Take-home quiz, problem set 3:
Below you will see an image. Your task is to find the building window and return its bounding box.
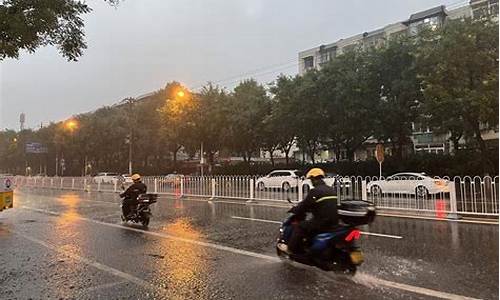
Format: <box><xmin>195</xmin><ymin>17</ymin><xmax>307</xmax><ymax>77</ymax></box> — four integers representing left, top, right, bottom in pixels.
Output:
<box><xmin>318</xmin><ymin>47</ymin><xmax>337</xmax><ymax>66</ymax></box>
<box><xmin>472</xmin><ymin>0</ymin><xmax>499</xmax><ymax>18</ymax></box>
<box><xmin>303</xmin><ymin>56</ymin><xmax>314</xmax><ymax>70</ymax></box>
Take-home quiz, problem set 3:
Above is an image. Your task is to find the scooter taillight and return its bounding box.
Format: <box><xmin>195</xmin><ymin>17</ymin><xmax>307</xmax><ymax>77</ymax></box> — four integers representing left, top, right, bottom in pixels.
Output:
<box><xmin>345</xmin><ymin>229</ymin><xmax>361</xmax><ymax>242</ymax></box>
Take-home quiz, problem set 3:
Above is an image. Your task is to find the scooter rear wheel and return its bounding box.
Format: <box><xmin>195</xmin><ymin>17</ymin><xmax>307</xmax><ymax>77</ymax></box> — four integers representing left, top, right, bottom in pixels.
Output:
<box><xmin>141</xmin><ymin>216</ymin><xmax>150</xmax><ymax>228</ymax></box>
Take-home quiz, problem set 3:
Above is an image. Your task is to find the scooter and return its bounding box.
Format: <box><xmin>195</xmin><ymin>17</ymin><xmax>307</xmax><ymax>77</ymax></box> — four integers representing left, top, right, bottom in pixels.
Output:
<box><xmin>276</xmin><ymin>199</ymin><xmax>376</xmax><ymax>275</ymax></box>
<box><xmin>120</xmin><ymin>193</ymin><xmax>158</xmax><ymax>227</ymax></box>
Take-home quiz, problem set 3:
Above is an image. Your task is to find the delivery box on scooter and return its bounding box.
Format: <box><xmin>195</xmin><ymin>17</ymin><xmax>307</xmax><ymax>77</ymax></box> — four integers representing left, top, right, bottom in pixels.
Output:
<box><xmin>338</xmin><ymin>199</ymin><xmax>376</xmax><ymax>226</ymax></box>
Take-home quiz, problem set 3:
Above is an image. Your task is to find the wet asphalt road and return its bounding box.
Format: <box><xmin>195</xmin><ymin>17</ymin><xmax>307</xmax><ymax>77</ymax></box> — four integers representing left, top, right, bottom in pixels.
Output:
<box><xmin>0</xmin><ymin>188</ymin><xmax>498</xmax><ymax>300</ymax></box>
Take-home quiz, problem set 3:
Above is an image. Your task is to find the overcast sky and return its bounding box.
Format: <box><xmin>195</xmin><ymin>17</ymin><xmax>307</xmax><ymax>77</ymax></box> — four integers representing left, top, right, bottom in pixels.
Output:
<box><xmin>0</xmin><ymin>0</ymin><xmax>453</xmax><ymax>130</ymax></box>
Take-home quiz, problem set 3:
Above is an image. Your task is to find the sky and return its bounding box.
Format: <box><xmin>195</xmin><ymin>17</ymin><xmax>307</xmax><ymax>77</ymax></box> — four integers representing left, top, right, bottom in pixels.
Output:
<box><xmin>0</xmin><ymin>0</ymin><xmax>459</xmax><ymax>130</ymax></box>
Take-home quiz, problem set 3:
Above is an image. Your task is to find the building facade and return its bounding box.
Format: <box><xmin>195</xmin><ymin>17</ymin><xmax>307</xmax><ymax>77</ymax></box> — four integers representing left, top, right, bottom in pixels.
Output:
<box><xmin>295</xmin><ymin>1</ymin><xmax>498</xmax><ymax>161</ymax></box>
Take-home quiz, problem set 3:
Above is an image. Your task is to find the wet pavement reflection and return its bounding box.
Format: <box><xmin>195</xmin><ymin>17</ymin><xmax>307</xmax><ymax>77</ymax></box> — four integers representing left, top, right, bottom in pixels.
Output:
<box><xmin>0</xmin><ymin>188</ymin><xmax>498</xmax><ymax>299</ymax></box>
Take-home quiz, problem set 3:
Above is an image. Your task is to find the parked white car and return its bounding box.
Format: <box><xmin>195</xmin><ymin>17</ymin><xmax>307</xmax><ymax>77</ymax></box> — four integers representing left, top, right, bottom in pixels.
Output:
<box><xmin>302</xmin><ymin>173</ymin><xmax>351</xmax><ymax>192</ymax></box>
<box><xmin>119</xmin><ymin>174</ymin><xmax>133</xmax><ymax>184</ymax></box>
<box><xmin>367</xmin><ymin>172</ymin><xmax>449</xmax><ymax>198</ymax></box>
<box><xmin>255</xmin><ymin>170</ymin><xmax>301</xmax><ymax>191</ymax></box>
<box><xmin>93</xmin><ymin>172</ymin><xmax>120</xmax><ymax>184</ymax></box>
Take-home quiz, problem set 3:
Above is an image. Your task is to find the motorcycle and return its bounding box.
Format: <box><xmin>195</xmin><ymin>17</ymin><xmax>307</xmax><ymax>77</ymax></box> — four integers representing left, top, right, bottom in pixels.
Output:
<box><xmin>276</xmin><ymin>199</ymin><xmax>376</xmax><ymax>275</ymax></box>
<box><xmin>120</xmin><ymin>193</ymin><xmax>158</xmax><ymax>227</ymax></box>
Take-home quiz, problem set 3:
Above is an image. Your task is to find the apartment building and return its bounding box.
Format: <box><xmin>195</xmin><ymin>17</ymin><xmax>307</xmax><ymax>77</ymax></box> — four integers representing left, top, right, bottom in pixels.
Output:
<box><xmin>296</xmin><ymin>1</ymin><xmax>498</xmax><ymax>160</ymax></box>
<box><xmin>299</xmin><ymin>1</ymin><xmax>498</xmax><ymax>74</ymax></box>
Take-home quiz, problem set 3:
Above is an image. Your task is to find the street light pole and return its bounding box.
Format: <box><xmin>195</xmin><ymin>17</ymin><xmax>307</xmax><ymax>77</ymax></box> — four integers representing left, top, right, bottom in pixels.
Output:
<box><xmin>200</xmin><ymin>142</ymin><xmax>204</xmax><ymax>177</ymax></box>
<box><xmin>128</xmin><ymin>132</ymin><xmax>133</xmax><ymax>175</ymax></box>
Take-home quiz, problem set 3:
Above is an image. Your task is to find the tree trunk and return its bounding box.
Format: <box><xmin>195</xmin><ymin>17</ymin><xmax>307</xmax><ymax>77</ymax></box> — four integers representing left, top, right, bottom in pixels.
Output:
<box><xmin>307</xmin><ymin>141</ymin><xmax>316</xmax><ymax>164</ymax></box>
<box><xmin>346</xmin><ymin>148</ymin><xmax>355</xmax><ymax>162</ymax></box>
<box><xmin>208</xmin><ymin>152</ymin><xmax>215</xmax><ymax>174</ymax></box>
<box><xmin>472</xmin><ymin>122</ymin><xmax>490</xmax><ymax>174</ymax></box>
<box><xmin>269</xmin><ymin>150</ymin><xmax>275</xmax><ymax>166</ymax></box>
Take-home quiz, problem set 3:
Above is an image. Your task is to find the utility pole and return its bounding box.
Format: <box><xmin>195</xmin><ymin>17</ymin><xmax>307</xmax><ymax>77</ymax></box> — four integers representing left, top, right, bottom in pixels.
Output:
<box><xmin>200</xmin><ymin>142</ymin><xmax>204</xmax><ymax>177</ymax></box>
<box><xmin>128</xmin><ymin>132</ymin><xmax>133</xmax><ymax>175</ymax></box>
<box><xmin>124</xmin><ymin>98</ymin><xmax>135</xmax><ymax>175</ymax></box>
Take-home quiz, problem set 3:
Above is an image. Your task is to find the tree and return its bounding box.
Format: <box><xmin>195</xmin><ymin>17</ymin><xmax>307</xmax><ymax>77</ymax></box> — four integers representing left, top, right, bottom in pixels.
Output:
<box><xmin>269</xmin><ymin>75</ymin><xmax>300</xmax><ymax>165</ymax></box>
<box><xmin>318</xmin><ymin>50</ymin><xmax>377</xmax><ymax>162</ymax></box>
<box><xmin>0</xmin><ymin>0</ymin><xmax>118</xmax><ymax>61</ymax></box>
<box><xmin>158</xmin><ymin>82</ymin><xmax>196</xmax><ymax>170</ymax></box>
<box><xmin>293</xmin><ymin>71</ymin><xmax>326</xmax><ymax>164</ymax></box>
<box><xmin>185</xmin><ymin>83</ymin><xmax>230</xmax><ymax>172</ymax></box>
<box><xmin>416</xmin><ymin>17</ymin><xmax>499</xmax><ymax>172</ymax></box>
<box><xmin>370</xmin><ymin>38</ymin><xmax>422</xmax><ymax>160</ymax></box>
<box><xmin>227</xmin><ymin>79</ymin><xmax>272</xmax><ymax>163</ymax></box>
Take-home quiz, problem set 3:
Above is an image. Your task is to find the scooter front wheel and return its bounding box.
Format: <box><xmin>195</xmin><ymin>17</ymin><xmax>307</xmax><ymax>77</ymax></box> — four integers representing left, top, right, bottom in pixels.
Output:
<box><xmin>276</xmin><ymin>243</ymin><xmax>289</xmax><ymax>260</ymax></box>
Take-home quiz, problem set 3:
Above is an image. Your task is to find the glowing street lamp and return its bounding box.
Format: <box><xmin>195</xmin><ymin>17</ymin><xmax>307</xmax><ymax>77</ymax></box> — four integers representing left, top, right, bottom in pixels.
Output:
<box><xmin>176</xmin><ymin>90</ymin><xmax>185</xmax><ymax>98</ymax></box>
<box><xmin>65</xmin><ymin>120</ymin><xmax>78</xmax><ymax>132</ymax></box>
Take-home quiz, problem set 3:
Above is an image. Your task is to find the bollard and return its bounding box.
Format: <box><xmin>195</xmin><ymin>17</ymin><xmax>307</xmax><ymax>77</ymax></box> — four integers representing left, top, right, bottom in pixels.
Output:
<box><xmin>72</xmin><ymin>178</ymin><xmax>75</xmax><ymax>190</ymax></box>
<box><xmin>298</xmin><ymin>180</ymin><xmax>303</xmax><ymax>202</ymax></box>
<box><xmin>180</xmin><ymin>177</ymin><xmax>184</xmax><ymax>198</ymax></box>
<box><xmin>249</xmin><ymin>178</ymin><xmax>254</xmax><ymax>201</ymax></box>
<box><xmin>361</xmin><ymin>180</ymin><xmax>367</xmax><ymax>201</ymax></box>
<box><xmin>448</xmin><ymin>183</ymin><xmax>460</xmax><ymax>220</ymax></box>
<box><xmin>114</xmin><ymin>180</ymin><xmax>118</xmax><ymax>192</ymax></box>
<box><xmin>60</xmin><ymin>178</ymin><xmax>64</xmax><ymax>189</ymax></box>
<box><xmin>154</xmin><ymin>178</ymin><xmax>158</xmax><ymax>193</ymax></box>
<box><xmin>211</xmin><ymin>178</ymin><xmax>216</xmax><ymax>200</ymax></box>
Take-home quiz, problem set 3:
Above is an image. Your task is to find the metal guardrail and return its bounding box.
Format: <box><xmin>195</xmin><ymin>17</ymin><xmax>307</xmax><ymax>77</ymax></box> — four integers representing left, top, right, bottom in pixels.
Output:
<box><xmin>13</xmin><ymin>175</ymin><xmax>499</xmax><ymax>218</ymax></box>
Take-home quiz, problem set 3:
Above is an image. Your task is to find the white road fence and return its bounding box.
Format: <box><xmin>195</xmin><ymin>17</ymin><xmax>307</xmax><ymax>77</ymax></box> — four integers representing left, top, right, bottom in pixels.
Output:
<box><xmin>13</xmin><ymin>175</ymin><xmax>499</xmax><ymax>218</ymax></box>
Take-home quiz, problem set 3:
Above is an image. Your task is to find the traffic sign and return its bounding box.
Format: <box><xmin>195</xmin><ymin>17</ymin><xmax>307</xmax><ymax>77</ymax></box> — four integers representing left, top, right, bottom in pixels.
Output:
<box><xmin>375</xmin><ymin>144</ymin><xmax>385</xmax><ymax>163</ymax></box>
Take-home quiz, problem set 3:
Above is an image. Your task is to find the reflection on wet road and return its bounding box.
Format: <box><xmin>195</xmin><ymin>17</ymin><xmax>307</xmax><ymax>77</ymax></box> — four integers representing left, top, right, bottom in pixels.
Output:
<box><xmin>0</xmin><ymin>188</ymin><xmax>497</xmax><ymax>299</ymax></box>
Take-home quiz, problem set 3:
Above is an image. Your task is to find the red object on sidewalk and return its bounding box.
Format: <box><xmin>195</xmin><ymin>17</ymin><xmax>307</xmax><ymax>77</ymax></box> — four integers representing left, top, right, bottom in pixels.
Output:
<box><xmin>435</xmin><ymin>200</ymin><xmax>446</xmax><ymax>219</ymax></box>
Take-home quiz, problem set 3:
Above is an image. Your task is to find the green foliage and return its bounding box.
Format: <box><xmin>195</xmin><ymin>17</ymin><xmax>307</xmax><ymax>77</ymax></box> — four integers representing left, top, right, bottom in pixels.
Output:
<box><xmin>370</xmin><ymin>38</ymin><xmax>422</xmax><ymax>159</ymax></box>
<box><xmin>319</xmin><ymin>50</ymin><xmax>378</xmax><ymax>161</ymax></box>
<box><xmin>416</xmin><ymin>17</ymin><xmax>499</xmax><ymax>170</ymax></box>
<box><xmin>0</xmin><ymin>0</ymin><xmax>118</xmax><ymax>61</ymax></box>
<box><xmin>226</xmin><ymin>79</ymin><xmax>272</xmax><ymax>162</ymax></box>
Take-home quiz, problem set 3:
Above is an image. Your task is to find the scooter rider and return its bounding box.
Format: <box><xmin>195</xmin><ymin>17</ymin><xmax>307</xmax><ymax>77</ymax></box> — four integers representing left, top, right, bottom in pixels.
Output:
<box><xmin>120</xmin><ymin>173</ymin><xmax>147</xmax><ymax>218</ymax></box>
<box><xmin>282</xmin><ymin>168</ymin><xmax>339</xmax><ymax>255</ymax></box>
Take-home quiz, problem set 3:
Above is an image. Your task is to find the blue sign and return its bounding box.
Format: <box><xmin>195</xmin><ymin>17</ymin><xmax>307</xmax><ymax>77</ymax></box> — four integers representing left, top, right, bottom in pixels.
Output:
<box><xmin>26</xmin><ymin>142</ymin><xmax>48</xmax><ymax>154</ymax></box>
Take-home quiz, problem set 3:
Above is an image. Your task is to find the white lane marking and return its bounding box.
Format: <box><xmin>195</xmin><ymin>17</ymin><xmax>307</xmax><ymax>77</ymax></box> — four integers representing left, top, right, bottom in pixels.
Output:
<box><xmin>12</xmin><ymin>230</ymin><xmax>161</xmax><ymax>292</ymax></box>
<box><xmin>359</xmin><ymin>232</ymin><xmax>403</xmax><ymax>239</ymax></box>
<box><xmin>20</xmin><ymin>205</ymin><xmax>482</xmax><ymax>300</ymax></box>
<box><xmin>77</xmin><ymin>281</ymin><xmax>128</xmax><ymax>293</ymax></box>
<box><xmin>98</xmin><ymin>213</ymin><xmax>122</xmax><ymax>219</ymax></box>
<box><xmin>231</xmin><ymin>216</ymin><xmax>281</xmax><ymax>224</ymax></box>
<box><xmin>21</xmin><ymin>206</ymin><xmax>280</xmax><ymax>262</ymax></box>
<box><xmin>230</xmin><ymin>216</ymin><xmax>403</xmax><ymax>239</ymax></box>
<box><xmin>354</xmin><ymin>274</ymin><xmax>481</xmax><ymax>300</ymax></box>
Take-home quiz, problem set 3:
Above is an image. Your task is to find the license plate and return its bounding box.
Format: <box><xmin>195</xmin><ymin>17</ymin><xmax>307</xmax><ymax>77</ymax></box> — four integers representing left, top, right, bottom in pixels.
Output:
<box><xmin>350</xmin><ymin>251</ymin><xmax>364</xmax><ymax>265</ymax></box>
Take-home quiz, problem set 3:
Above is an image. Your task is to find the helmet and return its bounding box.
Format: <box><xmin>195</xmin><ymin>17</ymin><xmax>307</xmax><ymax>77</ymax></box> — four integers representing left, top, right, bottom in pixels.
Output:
<box><xmin>131</xmin><ymin>174</ymin><xmax>141</xmax><ymax>181</ymax></box>
<box><xmin>306</xmin><ymin>168</ymin><xmax>325</xmax><ymax>179</ymax></box>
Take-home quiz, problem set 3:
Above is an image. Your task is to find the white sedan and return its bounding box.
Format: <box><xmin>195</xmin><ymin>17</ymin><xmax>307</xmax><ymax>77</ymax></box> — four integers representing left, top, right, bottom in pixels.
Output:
<box><xmin>93</xmin><ymin>172</ymin><xmax>120</xmax><ymax>184</ymax></box>
<box><xmin>255</xmin><ymin>170</ymin><xmax>301</xmax><ymax>191</ymax></box>
<box><xmin>301</xmin><ymin>174</ymin><xmax>350</xmax><ymax>192</ymax></box>
<box><xmin>367</xmin><ymin>172</ymin><xmax>449</xmax><ymax>198</ymax></box>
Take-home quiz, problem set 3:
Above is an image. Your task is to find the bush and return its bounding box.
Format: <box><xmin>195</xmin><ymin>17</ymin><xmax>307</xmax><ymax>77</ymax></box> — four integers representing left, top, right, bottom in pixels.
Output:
<box><xmin>211</xmin><ymin>152</ymin><xmax>498</xmax><ymax>177</ymax></box>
